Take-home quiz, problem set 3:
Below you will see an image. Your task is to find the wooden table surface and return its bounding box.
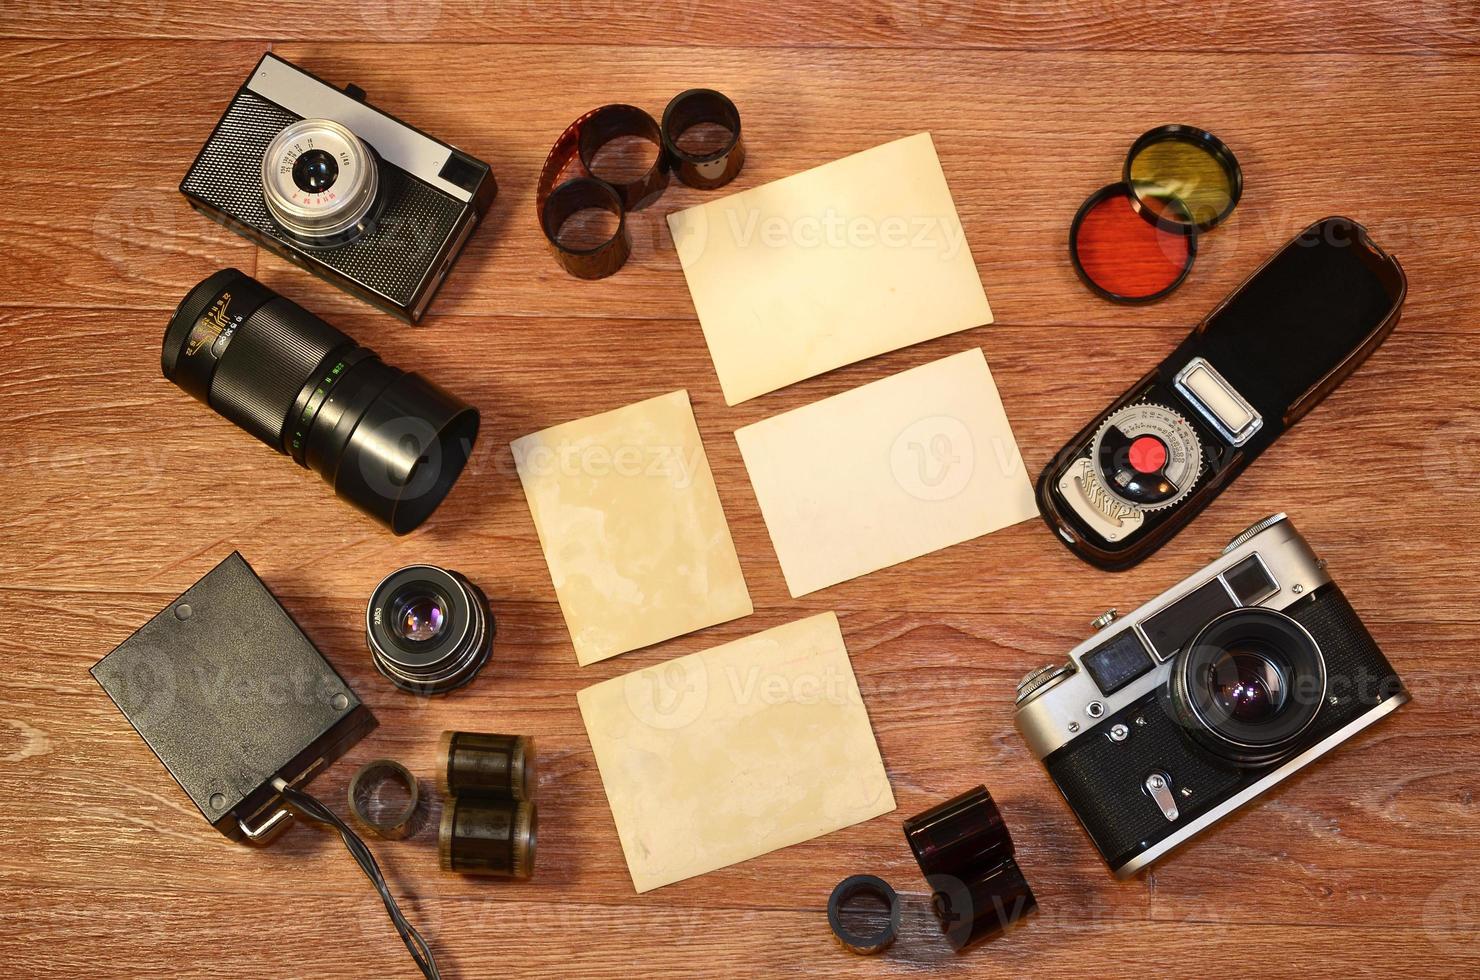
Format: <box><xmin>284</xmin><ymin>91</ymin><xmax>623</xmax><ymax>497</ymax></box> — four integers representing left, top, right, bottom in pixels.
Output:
<box><xmin>3</xmin><ymin>3</ymin><xmax>1479</xmax><ymax>977</ymax></box>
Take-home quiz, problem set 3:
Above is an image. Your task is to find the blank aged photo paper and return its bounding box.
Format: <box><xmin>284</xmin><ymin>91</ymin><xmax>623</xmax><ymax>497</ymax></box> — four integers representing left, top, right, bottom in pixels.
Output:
<box><xmin>667</xmin><ymin>132</ymin><xmax>993</xmax><ymax>404</ymax></box>
<box><xmin>735</xmin><ymin>349</ymin><xmax>1037</xmax><ymax>597</ymax></box>
<box><xmin>512</xmin><ymin>390</ymin><xmax>751</xmax><ymax>666</ymax></box>
<box><xmin>578</xmin><ymin>612</ymin><xmax>895</xmax><ymax>893</ymax></box>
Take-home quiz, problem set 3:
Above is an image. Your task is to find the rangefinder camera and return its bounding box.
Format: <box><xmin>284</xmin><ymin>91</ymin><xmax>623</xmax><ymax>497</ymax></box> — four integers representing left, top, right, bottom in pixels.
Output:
<box><xmin>1014</xmin><ymin>513</ymin><xmax>1407</xmax><ymax>878</ymax></box>
<box><xmin>181</xmin><ymin>53</ymin><xmax>496</xmax><ymax>322</ymax></box>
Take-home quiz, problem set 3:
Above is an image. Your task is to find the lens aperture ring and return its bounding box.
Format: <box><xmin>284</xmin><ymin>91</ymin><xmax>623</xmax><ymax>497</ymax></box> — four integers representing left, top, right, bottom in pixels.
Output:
<box><xmin>261</xmin><ymin>118</ymin><xmax>382</xmax><ymax>247</ymax></box>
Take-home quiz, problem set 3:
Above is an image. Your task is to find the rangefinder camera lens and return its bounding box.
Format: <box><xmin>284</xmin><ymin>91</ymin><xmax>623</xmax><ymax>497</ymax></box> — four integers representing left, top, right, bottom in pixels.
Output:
<box><xmin>367</xmin><ymin>565</ymin><xmax>493</xmax><ymax>696</ymax></box>
<box><xmin>162</xmin><ymin>269</ymin><xmax>479</xmax><ymax>534</ymax></box>
<box><xmin>1168</xmin><ymin>606</ymin><xmax>1327</xmax><ymax>765</ymax></box>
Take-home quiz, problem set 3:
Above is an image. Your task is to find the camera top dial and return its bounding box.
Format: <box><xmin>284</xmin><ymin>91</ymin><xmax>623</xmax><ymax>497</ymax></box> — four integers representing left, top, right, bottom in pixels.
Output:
<box><xmin>261</xmin><ymin>118</ymin><xmax>382</xmax><ymax>248</ymax></box>
<box><xmin>1090</xmin><ymin>403</ymin><xmax>1202</xmax><ymax>512</ymax></box>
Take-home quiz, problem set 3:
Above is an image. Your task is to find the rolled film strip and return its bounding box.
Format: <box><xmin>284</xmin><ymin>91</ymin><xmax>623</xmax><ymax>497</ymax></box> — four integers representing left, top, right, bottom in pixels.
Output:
<box><xmin>903</xmin><ymin>785</ymin><xmax>1038</xmax><ymax>952</ymax></box>
<box><xmin>537</xmin><ymin>91</ymin><xmax>744</xmax><ymax>279</ymax></box>
<box><xmin>662</xmin><ymin>88</ymin><xmax>746</xmax><ymax>190</ymax></box>
<box><xmin>437</xmin><ymin>730</ymin><xmax>536</xmax><ymax>802</ymax></box>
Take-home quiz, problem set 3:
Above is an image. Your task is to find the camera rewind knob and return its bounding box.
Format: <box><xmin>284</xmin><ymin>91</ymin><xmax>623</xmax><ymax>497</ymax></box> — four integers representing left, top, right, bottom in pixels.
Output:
<box><xmin>1222</xmin><ymin>512</ymin><xmax>1289</xmax><ymax>555</ymax></box>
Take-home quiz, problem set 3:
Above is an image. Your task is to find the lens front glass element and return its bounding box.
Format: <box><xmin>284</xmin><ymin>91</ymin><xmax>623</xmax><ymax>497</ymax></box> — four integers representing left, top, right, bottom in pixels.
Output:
<box><xmin>292</xmin><ymin>148</ymin><xmax>340</xmax><ymax>194</ymax></box>
<box><xmin>1205</xmin><ymin>645</ymin><xmax>1289</xmax><ymax>724</ymax></box>
<box><xmin>394</xmin><ymin>592</ymin><xmax>447</xmax><ymax>644</ymax></box>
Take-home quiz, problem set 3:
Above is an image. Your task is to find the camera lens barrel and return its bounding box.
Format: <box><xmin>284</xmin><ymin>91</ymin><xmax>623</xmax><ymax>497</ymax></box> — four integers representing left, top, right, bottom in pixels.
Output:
<box><xmin>366</xmin><ymin>565</ymin><xmax>493</xmax><ymax>696</ymax></box>
<box><xmin>1169</xmin><ymin>607</ymin><xmax>1327</xmax><ymax>766</ymax></box>
<box><xmin>163</xmin><ymin>270</ymin><xmax>479</xmax><ymax>534</ymax></box>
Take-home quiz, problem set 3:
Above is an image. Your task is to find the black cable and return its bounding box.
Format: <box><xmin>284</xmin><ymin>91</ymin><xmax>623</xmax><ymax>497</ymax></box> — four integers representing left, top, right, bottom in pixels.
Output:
<box><xmin>274</xmin><ymin>779</ymin><xmax>441</xmax><ymax>980</ymax></box>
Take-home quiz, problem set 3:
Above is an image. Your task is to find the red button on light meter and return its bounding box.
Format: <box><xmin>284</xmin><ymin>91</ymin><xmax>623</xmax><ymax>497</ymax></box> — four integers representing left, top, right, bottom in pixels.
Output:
<box><xmin>1128</xmin><ymin>436</ymin><xmax>1168</xmax><ymax>473</ymax></box>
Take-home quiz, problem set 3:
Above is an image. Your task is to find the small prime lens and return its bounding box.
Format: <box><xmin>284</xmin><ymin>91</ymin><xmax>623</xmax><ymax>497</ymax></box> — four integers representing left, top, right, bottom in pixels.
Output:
<box><xmin>367</xmin><ymin>565</ymin><xmax>493</xmax><ymax>695</ymax></box>
<box><xmin>163</xmin><ymin>270</ymin><xmax>479</xmax><ymax>534</ymax></box>
<box><xmin>1169</xmin><ymin>607</ymin><xmax>1326</xmax><ymax>766</ymax></box>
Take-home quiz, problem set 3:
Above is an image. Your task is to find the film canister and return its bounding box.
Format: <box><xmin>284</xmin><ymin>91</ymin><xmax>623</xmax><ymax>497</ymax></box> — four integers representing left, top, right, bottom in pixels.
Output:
<box><xmin>439</xmin><ymin>796</ymin><xmax>537</xmax><ymax>879</ymax></box>
<box><xmin>437</xmin><ymin>730</ymin><xmax>536</xmax><ymax>802</ymax></box>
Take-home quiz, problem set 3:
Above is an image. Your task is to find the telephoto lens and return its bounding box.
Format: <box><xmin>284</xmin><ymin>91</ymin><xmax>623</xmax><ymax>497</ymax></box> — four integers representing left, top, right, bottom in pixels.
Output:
<box><xmin>367</xmin><ymin>565</ymin><xmax>494</xmax><ymax>695</ymax></box>
<box><xmin>162</xmin><ymin>269</ymin><xmax>480</xmax><ymax>534</ymax></box>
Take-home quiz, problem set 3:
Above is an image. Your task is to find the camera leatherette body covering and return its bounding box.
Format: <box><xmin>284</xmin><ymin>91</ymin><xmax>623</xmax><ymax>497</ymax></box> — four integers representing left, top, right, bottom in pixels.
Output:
<box><xmin>1038</xmin><ymin>217</ymin><xmax>1407</xmax><ymax>570</ymax></box>
<box><xmin>180</xmin><ymin>54</ymin><xmax>496</xmax><ymax>322</ymax></box>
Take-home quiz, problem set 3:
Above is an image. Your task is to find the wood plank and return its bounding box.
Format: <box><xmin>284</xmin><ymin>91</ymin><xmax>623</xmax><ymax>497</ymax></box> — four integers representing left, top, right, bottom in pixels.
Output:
<box><xmin>2</xmin><ymin>41</ymin><xmax>1479</xmax><ymax>331</ymax></box>
<box><xmin>3</xmin><ymin>1</ymin><xmax>1479</xmax><ymax>55</ymax></box>
<box><xmin>2</xmin><ymin>14</ymin><xmax>1478</xmax><ymax>978</ymax></box>
<box><xmin>2</xmin><ymin>592</ymin><xmax>1472</xmax><ymax>928</ymax></box>
<box><xmin>6</xmin><ymin>884</ymin><xmax>1476</xmax><ymax>978</ymax></box>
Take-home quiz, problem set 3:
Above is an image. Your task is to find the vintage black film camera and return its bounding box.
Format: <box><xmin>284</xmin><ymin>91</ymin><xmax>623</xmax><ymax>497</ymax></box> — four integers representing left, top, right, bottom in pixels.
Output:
<box><xmin>1014</xmin><ymin>514</ymin><xmax>1407</xmax><ymax>877</ymax></box>
<box><xmin>181</xmin><ymin>53</ymin><xmax>496</xmax><ymax>322</ymax></box>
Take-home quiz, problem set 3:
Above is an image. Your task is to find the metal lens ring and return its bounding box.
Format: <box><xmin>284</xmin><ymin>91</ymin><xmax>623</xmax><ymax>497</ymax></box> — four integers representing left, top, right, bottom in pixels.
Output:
<box><xmin>367</xmin><ymin>564</ymin><xmax>493</xmax><ymax>696</ymax></box>
<box><xmin>1170</xmin><ymin>607</ymin><xmax>1327</xmax><ymax>765</ymax></box>
<box><xmin>348</xmin><ymin>758</ymin><xmax>421</xmax><ymax>840</ymax></box>
<box><xmin>261</xmin><ymin>118</ymin><xmax>382</xmax><ymax>247</ymax></box>
<box><xmin>827</xmin><ymin>875</ymin><xmax>900</xmax><ymax>956</ymax></box>
<box><xmin>661</xmin><ymin>88</ymin><xmax>745</xmax><ymax>190</ymax></box>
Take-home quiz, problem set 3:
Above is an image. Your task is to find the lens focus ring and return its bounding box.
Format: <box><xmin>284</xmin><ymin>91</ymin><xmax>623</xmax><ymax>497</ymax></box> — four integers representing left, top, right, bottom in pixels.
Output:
<box><xmin>207</xmin><ymin>297</ymin><xmax>354</xmax><ymax>449</ymax></box>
